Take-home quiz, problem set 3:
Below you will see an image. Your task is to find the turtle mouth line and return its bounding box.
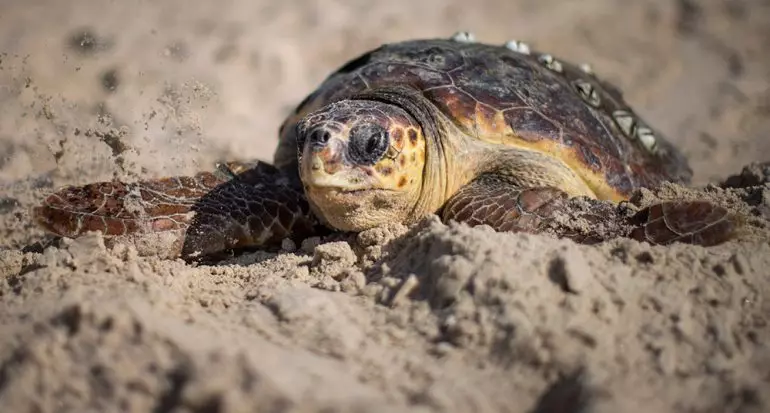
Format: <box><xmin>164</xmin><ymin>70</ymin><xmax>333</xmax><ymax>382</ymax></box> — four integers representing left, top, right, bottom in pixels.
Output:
<box><xmin>310</xmin><ymin>186</ymin><xmax>393</xmax><ymax>196</ymax></box>
<box><xmin>339</xmin><ymin>188</ymin><xmax>392</xmax><ymax>194</ymax></box>
<box><xmin>333</xmin><ymin>188</ymin><xmax>393</xmax><ymax>195</ymax></box>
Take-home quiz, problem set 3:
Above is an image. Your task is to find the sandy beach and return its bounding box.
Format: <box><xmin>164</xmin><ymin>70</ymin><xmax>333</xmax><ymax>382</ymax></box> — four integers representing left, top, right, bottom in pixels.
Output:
<box><xmin>1</xmin><ymin>0</ymin><xmax>769</xmax><ymax>412</ymax></box>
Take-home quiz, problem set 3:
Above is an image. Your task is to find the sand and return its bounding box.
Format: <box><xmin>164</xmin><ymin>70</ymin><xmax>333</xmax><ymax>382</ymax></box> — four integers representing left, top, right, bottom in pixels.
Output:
<box><xmin>1</xmin><ymin>0</ymin><xmax>769</xmax><ymax>412</ymax></box>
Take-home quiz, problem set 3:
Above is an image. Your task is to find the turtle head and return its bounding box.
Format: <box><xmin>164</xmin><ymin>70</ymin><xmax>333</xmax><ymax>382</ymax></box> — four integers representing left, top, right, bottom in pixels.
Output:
<box><xmin>296</xmin><ymin>99</ymin><xmax>426</xmax><ymax>231</ymax></box>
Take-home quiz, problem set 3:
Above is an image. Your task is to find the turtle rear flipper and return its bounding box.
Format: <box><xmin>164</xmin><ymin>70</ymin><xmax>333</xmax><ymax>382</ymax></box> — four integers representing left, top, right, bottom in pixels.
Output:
<box><xmin>441</xmin><ymin>177</ymin><xmax>738</xmax><ymax>247</ymax></box>
<box><xmin>628</xmin><ymin>201</ymin><xmax>737</xmax><ymax>247</ymax></box>
<box><xmin>33</xmin><ymin>163</ymin><xmax>319</xmax><ymax>260</ymax></box>
<box><xmin>33</xmin><ymin>172</ymin><xmax>225</xmax><ymax>239</ymax></box>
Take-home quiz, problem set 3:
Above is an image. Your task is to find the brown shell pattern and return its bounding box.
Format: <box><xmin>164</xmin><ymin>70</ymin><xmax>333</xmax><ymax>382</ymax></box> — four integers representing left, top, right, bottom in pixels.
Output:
<box><xmin>276</xmin><ymin>39</ymin><xmax>693</xmax><ymax>199</ymax></box>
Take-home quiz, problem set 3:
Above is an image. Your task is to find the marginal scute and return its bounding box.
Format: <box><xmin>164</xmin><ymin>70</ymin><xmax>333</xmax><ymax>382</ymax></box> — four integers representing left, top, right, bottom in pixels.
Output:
<box><xmin>580</xmin><ymin>145</ymin><xmax>604</xmax><ymax>171</ymax></box>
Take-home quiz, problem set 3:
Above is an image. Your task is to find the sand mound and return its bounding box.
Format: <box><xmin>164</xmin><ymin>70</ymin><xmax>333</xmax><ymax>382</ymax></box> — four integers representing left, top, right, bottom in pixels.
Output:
<box><xmin>2</xmin><ymin>173</ymin><xmax>769</xmax><ymax>412</ymax></box>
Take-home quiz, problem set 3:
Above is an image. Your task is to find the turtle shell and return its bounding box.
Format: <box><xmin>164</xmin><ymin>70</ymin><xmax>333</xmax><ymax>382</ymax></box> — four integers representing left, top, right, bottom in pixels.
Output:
<box><xmin>275</xmin><ymin>37</ymin><xmax>693</xmax><ymax>201</ymax></box>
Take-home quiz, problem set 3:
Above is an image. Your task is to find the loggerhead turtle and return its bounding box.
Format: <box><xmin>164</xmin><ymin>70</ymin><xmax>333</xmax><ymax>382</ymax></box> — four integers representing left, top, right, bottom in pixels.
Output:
<box><xmin>33</xmin><ymin>33</ymin><xmax>737</xmax><ymax>260</ymax></box>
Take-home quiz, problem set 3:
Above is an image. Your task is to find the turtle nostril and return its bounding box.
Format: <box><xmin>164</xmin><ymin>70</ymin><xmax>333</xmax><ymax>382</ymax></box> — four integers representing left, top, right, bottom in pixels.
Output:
<box><xmin>308</xmin><ymin>129</ymin><xmax>331</xmax><ymax>147</ymax></box>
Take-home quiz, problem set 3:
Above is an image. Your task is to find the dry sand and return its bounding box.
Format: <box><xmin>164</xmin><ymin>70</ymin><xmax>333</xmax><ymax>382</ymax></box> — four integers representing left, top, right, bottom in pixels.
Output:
<box><xmin>1</xmin><ymin>0</ymin><xmax>770</xmax><ymax>412</ymax></box>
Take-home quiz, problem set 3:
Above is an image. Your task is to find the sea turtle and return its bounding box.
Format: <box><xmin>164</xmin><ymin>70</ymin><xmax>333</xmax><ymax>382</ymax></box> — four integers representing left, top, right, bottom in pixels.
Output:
<box><xmin>33</xmin><ymin>33</ymin><xmax>737</xmax><ymax>260</ymax></box>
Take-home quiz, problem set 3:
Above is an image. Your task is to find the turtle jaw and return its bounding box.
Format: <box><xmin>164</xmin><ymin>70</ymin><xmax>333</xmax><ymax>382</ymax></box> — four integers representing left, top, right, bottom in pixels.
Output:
<box><xmin>301</xmin><ymin>152</ymin><xmax>409</xmax><ymax>232</ymax></box>
<box><xmin>300</xmin><ymin>144</ymin><xmax>427</xmax><ymax>231</ymax></box>
<box><xmin>305</xmin><ymin>185</ymin><xmax>408</xmax><ymax>232</ymax></box>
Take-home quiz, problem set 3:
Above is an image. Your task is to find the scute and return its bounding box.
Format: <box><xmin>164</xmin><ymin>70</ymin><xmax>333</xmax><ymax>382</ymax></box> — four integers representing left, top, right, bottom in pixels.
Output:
<box><xmin>275</xmin><ymin>37</ymin><xmax>692</xmax><ymax>200</ymax></box>
<box><xmin>360</xmin><ymin>63</ymin><xmax>451</xmax><ymax>91</ymax></box>
<box><xmin>502</xmin><ymin>108</ymin><xmax>561</xmax><ymax>143</ymax></box>
<box><xmin>379</xmin><ymin>44</ymin><xmax>465</xmax><ymax>71</ymax></box>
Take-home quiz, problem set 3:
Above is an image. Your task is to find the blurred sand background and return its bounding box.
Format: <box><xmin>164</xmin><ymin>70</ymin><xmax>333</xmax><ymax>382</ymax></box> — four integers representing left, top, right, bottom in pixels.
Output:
<box><xmin>0</xmin><ymin>0</ymin><xmax>769</xmax><ymax>412</ymax></box>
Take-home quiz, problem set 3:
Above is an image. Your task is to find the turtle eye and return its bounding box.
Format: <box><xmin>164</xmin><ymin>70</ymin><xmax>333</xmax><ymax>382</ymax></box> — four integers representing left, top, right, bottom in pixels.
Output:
<box><xmin>347</xmin><ymin>123</ymin><xmax>389</xmax><ymax>165</ymax></box>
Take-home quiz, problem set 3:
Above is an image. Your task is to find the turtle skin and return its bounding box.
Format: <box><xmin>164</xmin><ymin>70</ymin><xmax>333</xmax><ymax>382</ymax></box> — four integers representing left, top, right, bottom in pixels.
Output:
<box><xmin>33</xmin><ymin>34</ymin><xmax>737</xmax><ymax>260</ymax></box>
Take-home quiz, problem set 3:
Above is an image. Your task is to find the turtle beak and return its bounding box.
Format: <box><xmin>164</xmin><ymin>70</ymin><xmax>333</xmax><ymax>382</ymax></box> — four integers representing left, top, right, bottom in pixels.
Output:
<box><xmin>300</xmin><ymin>138</ymin><xmax>351</xmax><ymax>189</ymax></box>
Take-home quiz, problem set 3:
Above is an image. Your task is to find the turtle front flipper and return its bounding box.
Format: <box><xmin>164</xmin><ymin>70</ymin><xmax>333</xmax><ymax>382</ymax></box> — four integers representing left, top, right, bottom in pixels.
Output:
<box><xmin>179</xmin><ymin>163</ymin><xmax>318</xmax><ymax>259</ymax></box>
<box><xmin>33</xmin><ymin>162</ymin><xmax>319</xmax><ymax>260</ymax></box>
<box><xmin>440</xmin><ymin>176</ymin><xmax>738</xmax><ymax>247</ymax></box>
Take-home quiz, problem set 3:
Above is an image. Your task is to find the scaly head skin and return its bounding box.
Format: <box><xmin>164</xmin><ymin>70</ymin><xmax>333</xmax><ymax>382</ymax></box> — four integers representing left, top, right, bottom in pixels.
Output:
<box><xmin>296</xmin><ymin>99</ymin><xmax>427</xmax><ymax>231</ymax></box>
